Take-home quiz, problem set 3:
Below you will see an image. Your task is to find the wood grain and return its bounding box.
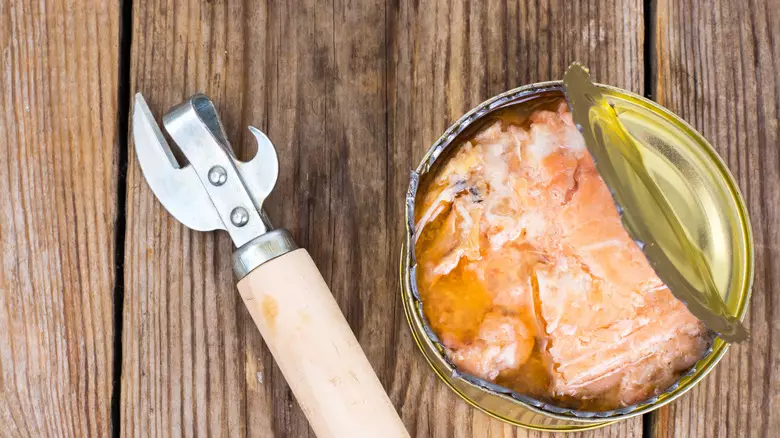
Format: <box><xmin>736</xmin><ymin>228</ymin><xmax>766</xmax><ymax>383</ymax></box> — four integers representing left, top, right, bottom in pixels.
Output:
<box><xmin>1</xmin><ymin>0</ymin><xmax>776</xmax><ymax>436</ymax></box>
<box><xmin>122</xmin><ymin>1</ymin><xmax>250</xmax><ymax>436</ymax></box>
<box><xmin>649</xmin><ymin>0</ymin><xmax>780</xmax><ymax>437</ymax></box>
<box><xmin>123</xmin><ymin>0</ymin><xmax>647</xmax><ymax>436</ymax></box>
<box><xmin>386</xmin><ymin>1</ymin><xmax>645</xmax><ymax>437</ymax></box>
<box><xmin>0</xmin><ymin>1</ymin><xmax>120</xmax><ymax>437</ymax></box>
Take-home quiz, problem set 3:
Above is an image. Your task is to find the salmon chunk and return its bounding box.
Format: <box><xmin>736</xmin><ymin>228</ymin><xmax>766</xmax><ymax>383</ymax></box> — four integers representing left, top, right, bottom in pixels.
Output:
<box><xmin>415</xmin><ymin>100</ymin><xmax>709</xmax><ymax>410</ymax></box>
<box><xmin>449</xmin><ymin>311</ymin><xmax>535</xmax><ymax>381</ymax></box>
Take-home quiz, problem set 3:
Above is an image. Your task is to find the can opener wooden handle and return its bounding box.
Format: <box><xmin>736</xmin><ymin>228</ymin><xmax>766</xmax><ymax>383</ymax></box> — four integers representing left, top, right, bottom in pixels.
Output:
<box><xmin>132</xmin><ymin>93</ymin><xmax>409</xmax><ymax>438</ymax></box>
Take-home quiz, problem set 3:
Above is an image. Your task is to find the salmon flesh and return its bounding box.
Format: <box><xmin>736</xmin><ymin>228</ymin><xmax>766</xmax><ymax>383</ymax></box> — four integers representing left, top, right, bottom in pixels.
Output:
<box><xmin>414</xmin><ymin>101</ymin><xmax>710</xmax><ymax>411</ymax></box>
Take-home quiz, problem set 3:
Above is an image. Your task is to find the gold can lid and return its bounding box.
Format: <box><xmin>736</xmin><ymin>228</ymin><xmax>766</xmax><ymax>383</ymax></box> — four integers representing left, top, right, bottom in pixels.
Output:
<box><xmin>563</xmin><ymin>63</ymin><xmax>749</xmax><ymax>342</ymax></box>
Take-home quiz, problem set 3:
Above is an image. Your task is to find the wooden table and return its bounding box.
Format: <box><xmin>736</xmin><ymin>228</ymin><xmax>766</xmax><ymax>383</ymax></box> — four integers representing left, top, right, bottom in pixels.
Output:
<box><xmin>1</xmin><ymin>0</ymin><xmax>778</xmax><ymax>436</ymax></box>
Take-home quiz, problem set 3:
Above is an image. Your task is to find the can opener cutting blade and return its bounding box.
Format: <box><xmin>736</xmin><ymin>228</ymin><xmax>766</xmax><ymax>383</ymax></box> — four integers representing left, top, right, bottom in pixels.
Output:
<box><xmin>132</xmin><ymin>93</ymin><xmax>409</xmax><ymax>438</ymax></box>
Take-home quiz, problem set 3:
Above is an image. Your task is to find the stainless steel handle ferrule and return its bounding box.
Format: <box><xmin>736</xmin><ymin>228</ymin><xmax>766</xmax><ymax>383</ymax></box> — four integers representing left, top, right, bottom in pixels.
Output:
<box><xmin>231</xmin><ymin>229</ymin><xmax>298</xmax><ymax>279</ymax></box>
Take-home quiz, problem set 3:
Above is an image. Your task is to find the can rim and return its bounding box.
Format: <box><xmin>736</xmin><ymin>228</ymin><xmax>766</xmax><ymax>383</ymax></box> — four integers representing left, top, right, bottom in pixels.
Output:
<box><xmin>402</xmin><ymin>80</ymin><xmax>754</xmax><ymax>425</ymax></box>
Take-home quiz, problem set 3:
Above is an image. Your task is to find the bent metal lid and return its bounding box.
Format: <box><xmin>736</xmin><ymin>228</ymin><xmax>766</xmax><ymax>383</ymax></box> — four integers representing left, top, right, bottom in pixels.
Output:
<box><xmin>562</xmin><ymin>63</ymin><xmax>749</xmax><ymax>342</ymax></box>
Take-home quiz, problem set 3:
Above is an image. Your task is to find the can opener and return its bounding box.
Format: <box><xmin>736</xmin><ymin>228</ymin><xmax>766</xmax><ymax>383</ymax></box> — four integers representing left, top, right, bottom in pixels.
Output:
<box><xmin>132</xmin><ymin>93</ymin><xmax>409</xmax><ymax>438</ymax></box>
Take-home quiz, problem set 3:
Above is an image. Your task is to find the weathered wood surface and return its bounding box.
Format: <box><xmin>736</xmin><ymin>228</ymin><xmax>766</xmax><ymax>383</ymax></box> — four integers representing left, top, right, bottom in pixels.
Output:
<box><xmin>648</xmin><ymin>0</ymin><xmax>780</xmax><ymax>437</ymax></box>
<box><xmin>2</xmin><ymin>0</ymin><xmax>777</xmax><ymax>437</ymax></box>
<box><xmin>0</xmin><ymin>1</ymin><xmax>120</xmax><ymax>437</ymax></box>
<box><xmin>387</xmin><ymin>1</ymin><xmax>645</xmax><ymax>437</ymax></box>
<box><xmin>122</xmin><ymin>0</ymin><xmax>643</xmax><ymax>437</ymax></box>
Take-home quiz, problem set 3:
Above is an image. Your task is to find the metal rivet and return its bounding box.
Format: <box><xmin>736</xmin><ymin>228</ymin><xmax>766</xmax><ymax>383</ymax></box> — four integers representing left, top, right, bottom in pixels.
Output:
<box><xmin>230</xmin><ymin>207</ymin><xmax>249</xmax><ymax>227</ymax></box>
<box><xmin>208</xmin><ymin>165</ymin><xmax>227</xmax><ymax>186</ymax></box>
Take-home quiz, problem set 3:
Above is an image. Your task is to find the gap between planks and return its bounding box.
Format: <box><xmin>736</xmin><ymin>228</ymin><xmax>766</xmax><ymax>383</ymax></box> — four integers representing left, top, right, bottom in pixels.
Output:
<box><xmin>110</xmin><ymin>0</ymin><xmax>134</xmax><ymax>437</ymax></box>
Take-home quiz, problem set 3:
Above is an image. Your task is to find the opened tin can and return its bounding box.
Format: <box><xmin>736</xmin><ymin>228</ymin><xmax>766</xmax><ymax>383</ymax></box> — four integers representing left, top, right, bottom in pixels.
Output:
<box><xmin>401</xmin><ymin>81</ymin><xmax>753</xmax><ymax>431</ymax></box>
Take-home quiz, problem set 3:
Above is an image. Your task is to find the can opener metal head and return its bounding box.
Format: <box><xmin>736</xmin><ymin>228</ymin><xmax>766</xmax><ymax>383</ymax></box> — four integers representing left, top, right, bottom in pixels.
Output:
<box><xmin>131</xmin><ymin>93</ymin><xmax>409</xmax><ymax>436</ymax></box>
<box><xmin>133</xmin><ymin>93</ymin><xmax>296</xmax><ymax>279</ymax></box>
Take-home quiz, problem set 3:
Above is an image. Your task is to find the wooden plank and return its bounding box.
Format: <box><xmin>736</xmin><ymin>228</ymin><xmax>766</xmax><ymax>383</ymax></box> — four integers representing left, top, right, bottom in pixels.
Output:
<box><xmin>649</xmin><ymin>0</ymin><xmax>780</xmax><ymax>436</ymax></box>
<box><xmin>123</xmin><ymin>1</ymin><xmax>248</xmax><ymax>436</ymax></box>
<box><xmin>0</xmin><ymin>1</ymin><xmax>120</xmax><ymax>437</ymax></box>
<box><xmin>387</xmin><ymin>1</ymin><xmax>645</xmax><ymax>437</ymax></box>
<box><xmin>124</xmin><ymin>0</ymin><xmax>645</xmax><ymax>436</ymax></box>
<box><xmin>123</xmin><ymin>1</ymin><xmax>343</xmax><ymax>435</ymax></box>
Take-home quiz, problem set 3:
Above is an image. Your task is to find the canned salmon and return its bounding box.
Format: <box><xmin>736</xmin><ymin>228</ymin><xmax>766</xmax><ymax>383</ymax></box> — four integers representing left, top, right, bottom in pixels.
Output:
<box><xmin>401</xmin><ymin>81</ymin><xmax>753</xmax><ymax>431</ymax></box>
